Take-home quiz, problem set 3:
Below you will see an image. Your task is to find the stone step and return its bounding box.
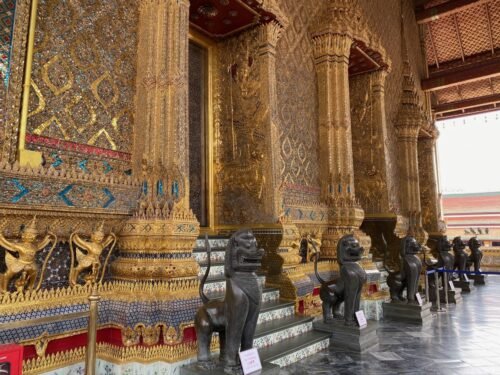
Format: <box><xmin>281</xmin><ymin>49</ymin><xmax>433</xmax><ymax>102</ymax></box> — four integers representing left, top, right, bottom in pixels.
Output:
<box><xmin>258</xmin><ymin>300</ymin><xmax>295</xmax><ymax>325</ymax></box>
<box><xmin>259</xmin><ymin>330</ymin><xmax>330</xmax><ymax>367</ymax></box>
<box><xmin>205</xmin><ymin>287</ymin><xmax>280</xmax><ymax>304</ymax></box>
<box><xmin>202</xmin><ymin>275</ymin><xmax>266</xmax><ymax>295</ymax></box>
<box><xmin>254</xmin><ymin>316</ymin><xmax>314</xmax><ymax>349</ymax></box>
<box><xmin>194</xmin><ymin>237</ymin><xmax>229</xmax><ymax>249</ymax></box>
<box><xmin>192</xmin><ymin>249</ymin><xmax>226</xmax><ymax>264</ymax></box>
<box><xmin>198</xmin><ymin>264</ymin><xmax>225</xmax><ymax>278</ymax></box>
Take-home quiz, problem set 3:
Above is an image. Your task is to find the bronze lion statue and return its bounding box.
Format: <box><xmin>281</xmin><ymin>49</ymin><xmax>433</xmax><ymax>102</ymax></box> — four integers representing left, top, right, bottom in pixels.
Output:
<box><xmin>467</xmin><ymin>236</ymin><xmax>483</xmax><ymax>274</ymax></box>
<box><xmin>195</xmin><ymin>229</ymin><xmax>264</xmax><ymax>374</ymax></box>
<box><xmin>313</xmin><ymin>234</ymin><xmax>367</xmax><ymax>326</ymax></box>
<box><xmin>452</xmin><ymin>236</ymin><xmax>468</xmax><ymax>281</ymax></box>
<box><xmin>386</xmin><ymin>235</ymin><xmax>422</xmax><ymax>304</ymax></box>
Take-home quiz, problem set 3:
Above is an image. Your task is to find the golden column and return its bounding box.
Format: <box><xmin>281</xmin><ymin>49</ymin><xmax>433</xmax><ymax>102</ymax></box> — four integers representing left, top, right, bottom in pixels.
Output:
<box><xmin>256</xmin><ymin>20</ymin><xmax>287</xmax><ymax>221</ymax></box>
<box><xmin>354</xmin><ymin>69</ymin><xmax>409</xmax><ymax>262</ymax></box>
<box><xmin>395</xmin><ymin>78</ymin><xmax>422</xmax><ymax>217</ymax></box>
<box><xmin>395</xmin><ymin>67</ymin><xmax>428</xmax><ymax>247</ymax></box>
<box><xmin>250</xmin><ymin>18</ymin><xmax>306</xmax><ymax>296</ymax></box>
<box><xmin>85</xmin><ymin>284</ymin><xmax>100</xmax><ymax>375</ymax></box>
<box><xmin>418</xmin><ymin>127</ymin><xmax>444</xmax><ymax>236</ymax></box>
<box><xmin>370</xmin><ymin>69</ymin><xmax>392</xmax><ymax>213</ymax></box>
<box><xmin>133</xmin><ymin>0</ymin><xmax>190</xmax><ymax>181</ymax></box>
<box><xmin>112</xmin><ymin>0</ymin><xmax>200</xmax><ymax>282</ymax></box>
<box><xmin>310</xmin><ymin>1</ymin><xmax>364</xmax><ymax>259</ymax></box>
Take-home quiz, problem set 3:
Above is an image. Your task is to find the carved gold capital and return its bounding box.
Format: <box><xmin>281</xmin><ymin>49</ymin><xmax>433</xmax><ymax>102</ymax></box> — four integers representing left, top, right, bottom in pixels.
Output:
<box><xmin>313</xmin><ymin>0</ymin><xmax>362</xmax><ymax>38</ymax></box>
<box><xmin>311</xmin><ymin>32</ymin><xmax>353</xmax><ymax>62</ymax></box>
<box><xmin>395</xmin><ymin>111</ymin><xmax>422</xmax><ymax>140</ymax></box>
<box><xmin>258</xmin><ymin>21</ymin><xmax>286</xmax><ymax>52</ymax></box>
<box><xmin>371</xmin><ymin>69</ymin><xmax>388</xmax><ymax>88</ymax></box>
<box><xmin>259</xmin><ymin>0</ymin><xmax>289</xmax><ymax>30</ymax></box>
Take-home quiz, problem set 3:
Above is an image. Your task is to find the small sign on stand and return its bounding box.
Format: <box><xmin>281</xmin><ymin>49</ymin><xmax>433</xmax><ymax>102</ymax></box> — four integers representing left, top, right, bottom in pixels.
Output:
<box><xmin>355</xmin><ymin>310</ymin><xmax>367</xmax><ymax>329</ymax></box>
<box><xmin>449</xmin><ymin>280</ymin><xmax>456</xmax><ymax>291</ymax></box>
<box><xmin>239</xmin><ymin>348</ymin><xmax>262</xmax><ymax>375</ymax></box>
<box><xmin>415</xmin><ymin>292</ymin><xmax>423</xmax><ymax>306</ymax></box>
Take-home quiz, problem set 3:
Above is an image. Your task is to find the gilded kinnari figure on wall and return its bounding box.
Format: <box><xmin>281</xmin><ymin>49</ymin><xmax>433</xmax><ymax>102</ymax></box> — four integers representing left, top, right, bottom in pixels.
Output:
<box><xmin>0</xmin><ymin>217</ymin><xmax>56</xmax><ymax>293</ymax></box>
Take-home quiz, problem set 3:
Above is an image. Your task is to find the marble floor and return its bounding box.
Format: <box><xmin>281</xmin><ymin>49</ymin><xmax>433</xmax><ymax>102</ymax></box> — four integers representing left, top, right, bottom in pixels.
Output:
<box><xmin>281</xmin><ymin>277</ymin><xmax>500</xmax><ymax>375</ymax></box>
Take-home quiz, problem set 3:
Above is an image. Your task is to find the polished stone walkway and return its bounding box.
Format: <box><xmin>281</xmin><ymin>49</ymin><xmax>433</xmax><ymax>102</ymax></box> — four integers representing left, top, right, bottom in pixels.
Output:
<box><xmin>282</xmin><ymin>277</ymin><xmax>500</xmax><ymax>374</ymax></box>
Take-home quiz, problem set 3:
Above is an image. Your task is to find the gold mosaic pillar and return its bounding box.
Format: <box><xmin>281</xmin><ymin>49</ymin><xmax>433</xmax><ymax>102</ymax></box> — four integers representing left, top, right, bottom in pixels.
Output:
<box><xmin>395</xmin><ymin>69</ymin><xmax>429</xmax><ymax>248</ymax></box>
<box><xmin>252</xmin><ymin>19</ymin><xmax>308</xmax><ymax>300</ymax></box>
<box><xmin>133</xmin><ymin>0</ymin><xmax>190</xmax><ymax>183</ymax></box>
<box><xmin>351</xmin><ymin>69</ymin><xmax>407</xmax><ymax>263</ymax></box>
<box><xmin>310</xmin><ymin>2</ymin><xmax>364</xmax><ymax>259</ymax></box>
<box><xmin>370</xmin><ymin>70</ymin><xmax>392</xmax><ymax>213</ymax></box>
<box><xmin>112</xmin><ymin>0</ymin><xmax>200</xmax><ymax>282</ymax></box>
<box><xmin>418</xmin><ymin>128</ymin><xmax>442</xmax><ymax>236</ymax></box>
<box><xmin>395</xmin><ymin>90</ymin><xmax>422</xmax><ymax>217</ymax></box>
<box><xmin>350</xmin><ymin>69</ymin><xmax>393</xmax><ymax>215</ymax></box>
<box><xmin>257</xmin><ymin>20</ymin><xmax>287</xmax><ymax>220</ymax></box>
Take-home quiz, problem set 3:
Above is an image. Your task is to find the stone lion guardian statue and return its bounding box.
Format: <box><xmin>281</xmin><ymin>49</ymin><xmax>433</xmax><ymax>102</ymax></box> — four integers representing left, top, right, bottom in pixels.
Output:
<box><xmin>194</xmin><ymin>229</ymin><xmax>264</xmax><ymax>374</ymax></box>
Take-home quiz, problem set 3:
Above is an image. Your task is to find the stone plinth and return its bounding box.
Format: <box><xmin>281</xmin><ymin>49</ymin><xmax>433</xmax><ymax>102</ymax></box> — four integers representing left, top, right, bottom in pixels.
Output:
<box><xmin>313</xmin><ymin>320</ymin><xmax>378</xmax><ymax>352</ymax></box>
<box><xmin>453</xmin><ymin>280</ymin><xmax>475</xmax><ymax>293</ymax></box>
<box><xmin>383</xmin><ymin>302</ymin><xmax>433</xmax><ymax>325</ymax></box>
<box><xmin>180</xmin><ymin>362</ymin><xmax>281</xmax><ymax>375</ymax></box>
<box><xmin>470</xmin><ymin>274</ymin><xmax>486</xmax><ymax>286</ymax></box>
<box><xmin>441</xmin><ymin>288</ymin><xmax>462</xmax><ymax>304</ymax></box>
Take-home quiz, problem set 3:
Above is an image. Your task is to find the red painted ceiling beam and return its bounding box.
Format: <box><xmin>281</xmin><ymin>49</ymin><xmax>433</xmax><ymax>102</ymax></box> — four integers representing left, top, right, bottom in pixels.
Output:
<box><xmin>416</xmin><ymin>0</ymin><xmax>491</xmax><ymax>24</ymax></box>
<box><xmin>433</xmin><ymin>93</ymin><xmax>500</xmax><ymax>113</ymax></box>
<box><xmin>422</xmin><ymin>55</ymin><xmax>500</xmax><ymax>91</ymax></box>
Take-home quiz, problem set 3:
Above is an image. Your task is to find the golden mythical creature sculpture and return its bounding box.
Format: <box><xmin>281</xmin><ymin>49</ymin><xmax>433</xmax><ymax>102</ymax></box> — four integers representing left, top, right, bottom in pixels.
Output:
<box><xmin>69</xmin><ymin>222</ymin><xmax>116</xmax><ymax>286</ymax></box>
<box><xmin>0</xmin><ymin>217</ymin><xmax>56</xmax><ymax>293</ymax></box>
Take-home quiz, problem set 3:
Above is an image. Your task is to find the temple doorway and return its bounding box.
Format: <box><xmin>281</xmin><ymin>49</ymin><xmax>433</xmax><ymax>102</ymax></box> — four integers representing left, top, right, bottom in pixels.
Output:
<box><xmin>188</xmin><ymin>40</ymin><xmax>210</xmax><ymax>227</ymax></box>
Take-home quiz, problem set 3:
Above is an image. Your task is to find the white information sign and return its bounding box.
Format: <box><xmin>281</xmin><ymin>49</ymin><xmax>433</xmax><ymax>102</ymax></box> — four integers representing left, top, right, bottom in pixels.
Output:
<box><xmin>449</xmin><ymin>280</ymin><xmax>456</xmax><ymax>291</ymax></box>
<box><xmin>239</xmin><ymin>348</ymin><xmax>262</xmax><ymax>375</ymax></box>
<box><xmin>355</xmin><ymin>310</ymin><xmax>367</xmax><ymax>329</ymax></box>
<box><xmin>415</xmin><ymin>292</ymin><xmax>423</xmax><ymax>306</ymax></box>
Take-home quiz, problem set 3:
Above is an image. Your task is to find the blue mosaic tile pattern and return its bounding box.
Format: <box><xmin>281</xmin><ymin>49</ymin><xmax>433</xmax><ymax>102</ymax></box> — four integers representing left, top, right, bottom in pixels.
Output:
<box><xmin>0</xmin><ymin>295</ymin><xmax>203</xmax><ymax>344</ymax></box>
<box><xmin>0</xmin><ymin>316</ymin><xmax>90</xmax><ymax>343</ymax></box>
<box><xmin>0</xmin><ymin>303</ymin><xmax>88</xmax><ymax>325</ymax></box>
<box><xmin>0</xmin><ymin>174</ymin><xmax>138</xmax><ymax>211</ymax></box>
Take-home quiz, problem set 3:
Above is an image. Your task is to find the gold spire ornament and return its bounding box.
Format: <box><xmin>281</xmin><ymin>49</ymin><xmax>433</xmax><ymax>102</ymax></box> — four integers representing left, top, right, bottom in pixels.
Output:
<box><xmin>0</xmin><ymin>217</ymin><xmax>57</xmax><ymax>293</ymax></box>
<box><xmin>69</xmin><ymin>222</ymin><xmax>116</xmax><ymax>286</ymax></box>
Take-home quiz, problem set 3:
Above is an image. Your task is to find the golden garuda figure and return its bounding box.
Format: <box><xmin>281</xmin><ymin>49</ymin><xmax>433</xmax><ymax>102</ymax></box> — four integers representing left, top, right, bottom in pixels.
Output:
<box><xmin>0</xmin><ymin>217</ymin><xmax>57</xmax><ymax>293</ymax></box>
<box><xmin>69</xmin><ymin>222</ymin><xmax>116</xmax><ymax>286</ymax></box>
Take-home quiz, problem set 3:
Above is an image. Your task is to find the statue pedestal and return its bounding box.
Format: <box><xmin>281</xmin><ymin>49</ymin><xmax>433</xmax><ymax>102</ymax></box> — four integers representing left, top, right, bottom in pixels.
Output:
<box><xmin>452</xmin><ymin>280</ymin><xmax>475</xmax><ymax>293</ymax></box>
<box><xmin>440</xmin><ymin>288</ymin><xmax>462</xmax><ymax>304</ymax></box>
<box><xmin>313</xmin><ymin>320</ymin><xmax>378</xmax><ymax>352</ymax></box>
<box><xmin>382</xmin><ymin>302</ymin><xmax>433</xmax><ymax>325</ymax></box>
<box><xmin>180</xmin><ymin>362</ymin><xmax>281</xmax><ymax>375</ymax></box>
<box><xmin>470</xmin><ymin>274</ymin><xmax>486</xmax><ymax>286</ymax></box>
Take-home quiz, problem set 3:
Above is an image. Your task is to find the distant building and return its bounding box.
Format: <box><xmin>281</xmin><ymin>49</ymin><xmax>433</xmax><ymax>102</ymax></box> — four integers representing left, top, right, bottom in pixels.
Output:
<box><xmin>443</xmin><ymin>192</ymin><xmax>500</xmax><ymax>268</ymax></box>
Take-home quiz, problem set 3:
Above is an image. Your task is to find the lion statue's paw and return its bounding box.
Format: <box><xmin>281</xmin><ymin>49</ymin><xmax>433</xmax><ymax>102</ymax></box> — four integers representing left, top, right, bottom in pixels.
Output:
<box><xmin>196</xmin><ymin>360</ymin><xmax>217</xmax><ymax>371</ymax></box>
<box><xmin>224</xmin><ymin>364</ymin><xmax>243</xmax><ymax>375</ymax></box>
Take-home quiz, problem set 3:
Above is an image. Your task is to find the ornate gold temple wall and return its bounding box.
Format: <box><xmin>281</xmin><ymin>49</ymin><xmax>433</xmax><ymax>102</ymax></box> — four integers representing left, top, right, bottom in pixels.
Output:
<box><xmin>1</xmin><ymin>0</ymin><xmax>30</xmax><ymax>163</ymax></box>
<box><xmin>214</xmin><ymin>0</ymin><xmax>325</xmax><ymax>229</ymax></box>
<box><xmin>352</xmin><ymin>0</ymin><xmax>427</xmax><ymax>217</ymax></box>
<box><xmin>25</xmin><ymin>0</ymin><xmax>138</xmax><ymax>177</ymax></box>
<box><xmin>0</xmin><ymin>0</ymin><xmax>139</xmax><ymax>239</ymax></box>
<box><xmin>0</xmin><ymin>0</ymin><xmax>446</xmax><ymax>372</ymax></box>
<box><xmin>214</xmin><ymin>27</ymin><xmax>276</xmax><ymax>225</ymax></box>
<box><xmin>275</xmin><ymin>0</ymin><xmax>322</xmax><ymax>217</ymax></box>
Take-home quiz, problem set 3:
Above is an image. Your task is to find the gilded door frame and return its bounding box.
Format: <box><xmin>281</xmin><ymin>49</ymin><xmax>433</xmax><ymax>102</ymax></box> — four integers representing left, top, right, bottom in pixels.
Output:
<box><xmin>188</xmin><ymin>29</ymin><xmax>215</xmax><ymax>231</ymax></box>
